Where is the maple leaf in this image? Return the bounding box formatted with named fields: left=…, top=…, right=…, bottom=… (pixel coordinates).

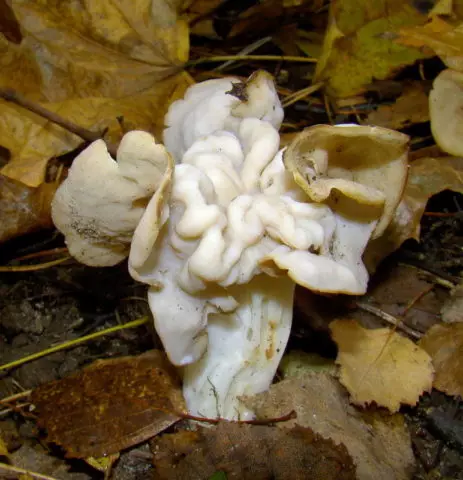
left=0, top=0, right=192, bottom=187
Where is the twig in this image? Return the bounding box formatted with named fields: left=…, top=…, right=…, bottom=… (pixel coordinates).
left=0, top=256, right=71, bottom=272
left=0, top=317, right=149, bottom=371
left=179, top=410, right=297, bottom=425
left=282, top=82, right=324, bottom=108
left=355, top=302, right=422, bottom=340
left=214, top=36, right=272, bottom=72
left=0, top=462, right=59, bottom=480
left=0, top=87, right=118, bottom=157
left=186, top=54, right=317, bottom=68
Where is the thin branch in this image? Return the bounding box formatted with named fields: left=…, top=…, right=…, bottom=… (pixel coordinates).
left=355, top=302, right=422, bottom=340
left=178, top=410, right=297, bottom=425
left=0, top=87, right=118, bottom=157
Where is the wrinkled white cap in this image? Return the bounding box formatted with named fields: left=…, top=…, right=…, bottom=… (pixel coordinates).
left=52, top=131, right=171, bottom=266
left=163, top=70, right=284, bottom=163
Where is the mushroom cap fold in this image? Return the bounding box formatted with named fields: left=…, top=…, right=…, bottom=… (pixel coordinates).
left=429, top=68, right=463, bottom=157
left=283, top=124, right=409, bottom=239
left=51, top=131, right=172, bottom=266
left=163, top=70, right=283, bottom=163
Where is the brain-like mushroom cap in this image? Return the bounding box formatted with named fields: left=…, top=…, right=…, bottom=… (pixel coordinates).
left=52, top=131, right=172, bottom=266
left=163, top=70, right=284, bottom=163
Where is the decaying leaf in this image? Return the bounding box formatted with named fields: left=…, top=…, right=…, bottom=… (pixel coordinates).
left=0, top=174, right=57, bottom=244
left=330, top=319, right=434, bottom=412
left=151, top=422, right=356, bottom=480
left=245, top=370, right=415, bottom=480
left=441, top=280, right=463, bottom=324
left=314, top=0, right=429, bottom=97
left=363, top=82, right=430, bottom=130
left=0, top=0, right=191, bottom=187
left=31, top=350, right=185, bottom=458
left=364, top=155, right=463, bottom=270
left=419, top=323, right=463, bottom=397
left=397, top=17, right=463, bottom=71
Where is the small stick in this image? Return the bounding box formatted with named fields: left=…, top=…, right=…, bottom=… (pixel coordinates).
left=0, top=87, right=118, bottom=157
left=0, top=462, right=59, bottom=480
left=355, top=302, right=422, bottom=340
left=178, top=409, right=297, bottom=425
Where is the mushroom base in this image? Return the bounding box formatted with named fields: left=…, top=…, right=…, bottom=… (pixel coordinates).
left=182, top=274, right=295, bottom=420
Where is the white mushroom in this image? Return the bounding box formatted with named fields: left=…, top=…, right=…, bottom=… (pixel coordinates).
left=130, top=107, right=405, bottom=419
left=429, top=68, right=463, bottom=156
left=163, top=70, right=284, bottom=163
left=51, top=131, right=172, bottom=266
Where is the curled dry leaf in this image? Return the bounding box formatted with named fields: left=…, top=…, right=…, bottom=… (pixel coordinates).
left=330, top=319, right=434, bottom=412
left=244, top=370, right=415, bottom=480
left=31, top=350, right=185, bottom=459
left=0, top=0, right=191, bottom=187
left=314, top=0, right=429, bottom=97
left=151, top=422, right=357, bottom=480
left=364, top=155, right=463, bottom=270
left=419, top=323, right=463, bottom=397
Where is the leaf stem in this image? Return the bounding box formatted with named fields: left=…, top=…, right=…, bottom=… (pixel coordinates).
left=186, top=54, right=317, bottom=68
left=0, top=88, right=118, bottom=157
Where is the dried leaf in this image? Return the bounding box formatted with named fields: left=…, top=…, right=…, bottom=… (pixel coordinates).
left=152, top=422, right=356, bottom=480
left=0, top=0, right=21, bottom=43
left=314, top=0, right=429, bottom=97
left=330, top=319, right=434, bottom=412
left=0, top=0, right=191, bottom=187
left=0, top=174, right=57, bottom=244
left=0, top=435, right=9, bottom=458
left=245, top=370, right=415, bottom=480
left=31, top=350, right=185, bottom=458
left=441, top=281, right=463, bottom=323
left=364, top=156, right=463, bottom=270
left=363, top=82, right=430, bottom=130
left=397, top=17, right=463, bottom=71
left=419, top=323, right=463, bottom=397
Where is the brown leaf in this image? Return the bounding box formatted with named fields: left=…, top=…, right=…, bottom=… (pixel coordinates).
left=152, top=422, right=356, bottom=480
left=363, top=82, right=430, bottom=130
left=419, top=323, right=463, bottom=397
left=31, top=350, right=186, bottom=458
left=0, top=0, right=191, bottom=187
left=245, top=371, right=415, bottom=480
left=364, top=156, right=463, bottom=270
left=441, top=281, right=463, bottom=324
left=330, top=319, right=434, bottom=412
left=0, top=0, right=21, bottom=44
left=0, top=174, right=57, bottom=244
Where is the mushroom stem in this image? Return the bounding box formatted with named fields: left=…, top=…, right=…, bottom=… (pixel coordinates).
left=182, top=275, right=295, bottom=420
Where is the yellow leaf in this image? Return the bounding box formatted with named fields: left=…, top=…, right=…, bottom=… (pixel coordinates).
left=396, top=17, right=463, bottom=71
left=0, top=436, right=8, bottom=458
left=419, top=323, right=463, bottom=397
left=330, top=319, right=434, bottom=412
left=314, top=0, right=429, bottom=97
left=0, top=0, right=191, bottom=187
